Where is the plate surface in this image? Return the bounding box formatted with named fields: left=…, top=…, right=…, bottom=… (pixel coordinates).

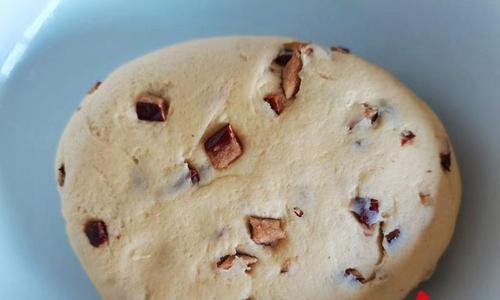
left=1, top=1, right=499, bottom=299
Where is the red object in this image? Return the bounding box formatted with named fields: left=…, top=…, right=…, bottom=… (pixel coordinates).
left=416, top=290, right=430, bottom=300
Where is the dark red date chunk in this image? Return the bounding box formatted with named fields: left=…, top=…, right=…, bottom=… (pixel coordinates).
left=263, top=93, right=285, bottom=115
left=136, top=93, right=169, bottom=122
left=274, top=48, right=294, bottom=66
left=363, top=103, right=378, bottom=124
left=87, top=81, right=101, bottom=95
left=187, top=163, right=200, bottom=184
left=57, top=164, right=65, bottom=187
left=344, top=268, right=365, bottom=283
left=293, top=207, right=304, bottom=217
left=350, top=197, right=379, bottom=229
left=84, top=219, right=108, bottom=248
left=282, top=50, right=303, bottom=100
left=400, top=130, right=416, bottom=146
left=204, top=124, right=243, bottom=169
left=440, top=152, right=451, bottom=172
left=217, top=252, right=258, bottom=272
left=273, top=42, right=306, bottom=66
left=248, top=216, right=286, bottom=246
left=385, top=229, right=401, bottom=244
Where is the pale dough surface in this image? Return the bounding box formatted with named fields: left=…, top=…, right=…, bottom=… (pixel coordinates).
left=55, top=36, right=461, bottom=300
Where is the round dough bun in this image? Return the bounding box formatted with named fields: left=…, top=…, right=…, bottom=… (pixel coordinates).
left=55, top=36, right=461, bottom=300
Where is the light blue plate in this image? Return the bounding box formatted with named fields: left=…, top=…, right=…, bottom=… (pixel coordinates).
left=1, top=1, right=499, bottom=299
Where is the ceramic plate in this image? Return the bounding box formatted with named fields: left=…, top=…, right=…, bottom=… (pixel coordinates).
left=1, top=1, right=499, bottom=299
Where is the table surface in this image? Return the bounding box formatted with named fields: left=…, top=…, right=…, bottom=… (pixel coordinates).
left=0, top=1, right=499, bottom=299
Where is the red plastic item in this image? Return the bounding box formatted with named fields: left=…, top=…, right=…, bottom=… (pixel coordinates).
left=416, top=290, right=430, bottom=300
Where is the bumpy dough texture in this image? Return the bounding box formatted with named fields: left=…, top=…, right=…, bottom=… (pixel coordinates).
left=55, top=36, right=461, bottom=300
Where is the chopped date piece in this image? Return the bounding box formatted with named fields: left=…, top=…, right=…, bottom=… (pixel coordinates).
left=204, top=124, right=243, bottom=169
left=136, top=93, right=169, bottom=122
left=217, top=255, right=235, bottom=270
left=386, top=229, right=401, bottom=244
left=282, top=41, right=307, bottom=50
left=363, top=103, right=379, bottom=124
left=281, top=258, right=292, bottom=273
left=440, top=152, right=451, bottom=172
left=331, top=46, right=350, bottom=54
left=293, top=207, right=304, bottom=217
left=419, top=193, right=431, bottom=206
left=273, top=41, right=306, bottom=66
left=217, top=253, right=258, bottom=271
left=274, top=48, right=294, bottom=66
left=263, top=93, right=285, bottom=115
left=187, top=163, right=200, bottom=184
left=282, top=50, right=303, bottom=99
left=400, top=130, right=416, bottom=146
left=57, top=164, right=66, bottom=187
left=86, top=81, right=101, bottom=94
left=248, top=216, right=286, bottom=246
left=347, top=103, right=379, bottom=132
left=350, top=197, right=380, bottom=230
left=344, top=268, right=365, bottom=283
left=238, top=254, right=258, bottom=270
left=84, top=219, right=108, bottom=248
